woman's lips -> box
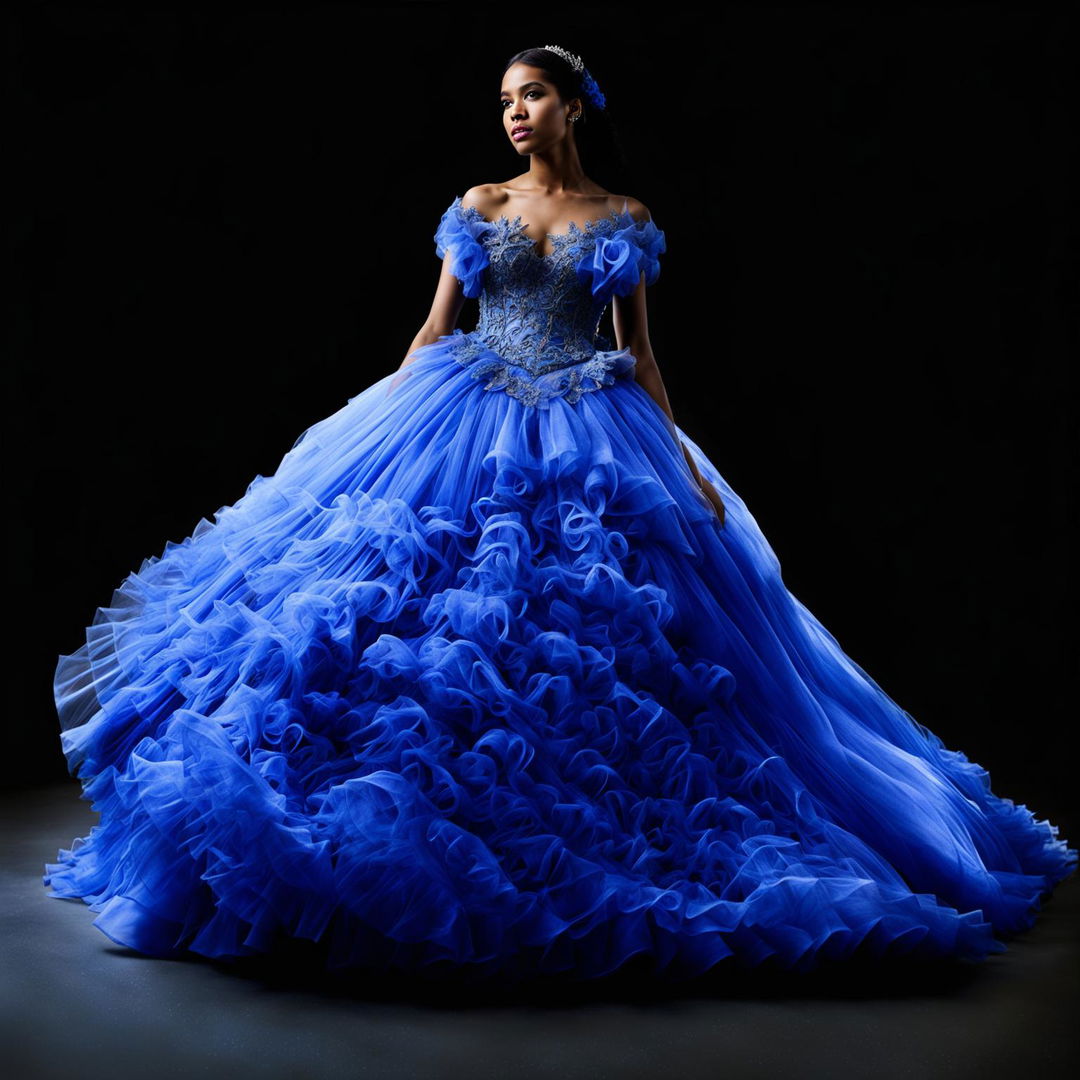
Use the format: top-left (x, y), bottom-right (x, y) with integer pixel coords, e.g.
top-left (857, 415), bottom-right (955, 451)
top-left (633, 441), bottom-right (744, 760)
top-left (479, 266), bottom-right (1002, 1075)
top-left (512, 128), bottom-right (533, 141)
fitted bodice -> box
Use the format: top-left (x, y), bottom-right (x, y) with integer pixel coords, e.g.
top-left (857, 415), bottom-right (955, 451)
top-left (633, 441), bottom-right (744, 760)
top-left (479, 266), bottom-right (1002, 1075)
top-left (433, 195), bottom-right (667, 407)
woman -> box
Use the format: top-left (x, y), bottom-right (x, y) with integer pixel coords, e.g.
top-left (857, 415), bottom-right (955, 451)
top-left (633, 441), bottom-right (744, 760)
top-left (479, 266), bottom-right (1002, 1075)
top-left (45, 44), bottom-right (1076, 984)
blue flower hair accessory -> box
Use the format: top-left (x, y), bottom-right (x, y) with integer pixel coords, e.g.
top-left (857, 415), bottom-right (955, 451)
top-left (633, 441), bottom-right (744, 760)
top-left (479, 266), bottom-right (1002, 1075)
top-left (541, 44), bottom-right (607, 111)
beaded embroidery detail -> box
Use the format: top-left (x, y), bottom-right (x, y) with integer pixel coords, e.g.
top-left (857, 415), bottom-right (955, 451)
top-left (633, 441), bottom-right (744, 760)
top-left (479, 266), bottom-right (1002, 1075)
top-left (434, 197), bottom-right (664, 408)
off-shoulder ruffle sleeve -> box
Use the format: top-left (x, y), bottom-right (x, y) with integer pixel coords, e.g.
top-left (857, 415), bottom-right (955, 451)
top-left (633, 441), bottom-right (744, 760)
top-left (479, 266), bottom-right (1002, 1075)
top-left (631, 217), bottom-right (667, 288)
top-left (434, 196), bottom-right (493, 299)
top-left (575, 215), bottom-right (667, 300)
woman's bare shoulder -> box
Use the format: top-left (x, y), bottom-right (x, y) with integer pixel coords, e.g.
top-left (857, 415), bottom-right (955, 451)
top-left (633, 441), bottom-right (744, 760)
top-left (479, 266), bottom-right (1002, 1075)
top-left (459, 183), bottom-right (508, 221)
top-left (617, 195), bottom-right (653, 224)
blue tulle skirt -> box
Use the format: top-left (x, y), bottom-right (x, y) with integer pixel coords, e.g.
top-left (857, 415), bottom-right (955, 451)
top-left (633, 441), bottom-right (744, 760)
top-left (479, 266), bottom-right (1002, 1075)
top-left (44, 335), bottom-right (1078, 982)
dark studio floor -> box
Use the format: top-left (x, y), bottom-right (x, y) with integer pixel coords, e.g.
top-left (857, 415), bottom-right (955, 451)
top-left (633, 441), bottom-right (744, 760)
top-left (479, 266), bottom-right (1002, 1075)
top-left (3, 782), bottom-right (1077, 1080)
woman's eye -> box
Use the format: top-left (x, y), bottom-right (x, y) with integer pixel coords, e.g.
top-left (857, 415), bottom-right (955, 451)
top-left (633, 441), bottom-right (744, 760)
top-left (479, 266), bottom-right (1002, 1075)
top-left (501, 90), bottom-right (540, 108)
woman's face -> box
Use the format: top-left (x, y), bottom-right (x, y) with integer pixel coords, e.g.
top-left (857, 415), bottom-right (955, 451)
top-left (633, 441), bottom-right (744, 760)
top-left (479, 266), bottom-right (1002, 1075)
top-left (500, 63), bottom-right (577, 154)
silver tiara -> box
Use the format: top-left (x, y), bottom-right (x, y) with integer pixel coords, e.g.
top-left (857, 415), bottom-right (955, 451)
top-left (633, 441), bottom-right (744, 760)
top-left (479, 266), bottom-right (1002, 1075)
top-left (539, 44), bottom-right (606, 111)
top-left (541, 44), bottom-right (584, 74)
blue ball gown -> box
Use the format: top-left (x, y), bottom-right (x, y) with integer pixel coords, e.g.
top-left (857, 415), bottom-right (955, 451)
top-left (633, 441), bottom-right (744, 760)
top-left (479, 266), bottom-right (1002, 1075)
top-left (44, 195), bottom-right (1077, 983)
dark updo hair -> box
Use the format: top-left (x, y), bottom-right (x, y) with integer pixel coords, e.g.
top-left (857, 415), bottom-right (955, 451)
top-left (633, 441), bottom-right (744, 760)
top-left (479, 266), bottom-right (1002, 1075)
top-left (502, 46), bottom-right (631, 192)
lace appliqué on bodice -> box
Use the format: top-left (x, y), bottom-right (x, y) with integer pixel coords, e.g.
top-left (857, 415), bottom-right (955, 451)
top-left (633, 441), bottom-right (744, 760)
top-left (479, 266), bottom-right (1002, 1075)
top-left (433, 196), bottom-right (666, 409)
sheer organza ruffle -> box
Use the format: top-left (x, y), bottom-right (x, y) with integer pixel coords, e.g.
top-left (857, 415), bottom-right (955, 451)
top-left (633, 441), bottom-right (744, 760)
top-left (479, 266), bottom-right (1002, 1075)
top-left (434, 198), bottom-right (494, 298)
top-left (45, 339), bottom-right (1077, 981)
top-left (575, 212), bottom-right (667, 298)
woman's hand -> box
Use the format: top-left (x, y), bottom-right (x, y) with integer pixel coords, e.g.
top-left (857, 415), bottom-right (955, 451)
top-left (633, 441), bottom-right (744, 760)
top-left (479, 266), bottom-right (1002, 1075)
top-left (386, 354), bottom-right (417, 397)
top-left (681, 440), bottom-right (726, 528)
top-left (699, 475), bottom-right (726, 528)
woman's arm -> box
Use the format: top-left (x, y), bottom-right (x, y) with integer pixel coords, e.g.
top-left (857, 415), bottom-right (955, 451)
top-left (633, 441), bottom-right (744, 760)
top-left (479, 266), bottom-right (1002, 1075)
top-left (612, 201), bottom-right (725, 525)
top-left (399, 185), bottom-right (496, 371)
top-left (610, 201), bottom-right (686, 434)
top-left (615, 292), bottom-right (722, 516)
top-left (397, 257), bottom-right (468, 371)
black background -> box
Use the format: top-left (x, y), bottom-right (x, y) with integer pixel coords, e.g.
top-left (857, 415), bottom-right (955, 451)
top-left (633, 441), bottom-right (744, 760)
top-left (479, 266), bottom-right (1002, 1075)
top-left (8, 3), bottom-right (1076, 841)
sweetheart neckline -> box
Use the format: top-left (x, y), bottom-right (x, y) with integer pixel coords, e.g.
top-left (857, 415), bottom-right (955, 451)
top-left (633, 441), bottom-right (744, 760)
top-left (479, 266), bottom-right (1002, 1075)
top-left (455, 195), bottom-right (636, 260)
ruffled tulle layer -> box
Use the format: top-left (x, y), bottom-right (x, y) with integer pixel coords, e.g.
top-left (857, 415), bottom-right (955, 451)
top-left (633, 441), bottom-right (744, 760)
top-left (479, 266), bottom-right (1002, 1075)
top-left (44, 337), bottom-right (1077, 982)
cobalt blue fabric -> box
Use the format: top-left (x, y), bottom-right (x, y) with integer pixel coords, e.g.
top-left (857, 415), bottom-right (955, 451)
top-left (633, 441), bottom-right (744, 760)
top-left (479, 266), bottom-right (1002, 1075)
top-left (44, 195), bottom-right (1077, 982)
